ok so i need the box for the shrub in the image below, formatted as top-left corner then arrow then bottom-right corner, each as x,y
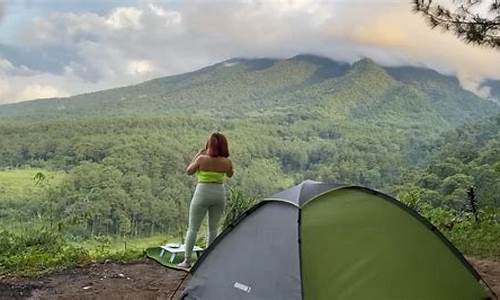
222,188 -> 256,228
0,229 -> 91,276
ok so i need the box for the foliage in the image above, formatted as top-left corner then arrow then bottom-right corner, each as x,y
0,229 -> 91,276
398,114 -> 500,210
399,188 -> 500,258
222,188 -> 257,228
413,0 -> 500,48
0,229 -> 159,277
394,113 -> 500,257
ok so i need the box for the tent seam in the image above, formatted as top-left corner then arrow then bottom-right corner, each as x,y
298,208 -> 305,300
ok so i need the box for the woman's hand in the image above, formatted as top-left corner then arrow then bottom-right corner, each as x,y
191,149 -> 206,161
186,148 -> 206,175
196,148 -> 207,157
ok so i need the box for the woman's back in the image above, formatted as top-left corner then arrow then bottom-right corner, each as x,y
196,155 -> 233,184
197,155 -> 232,174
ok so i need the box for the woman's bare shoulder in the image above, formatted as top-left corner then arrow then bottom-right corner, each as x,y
221,157 -> 232,164
197,154 -> 210,161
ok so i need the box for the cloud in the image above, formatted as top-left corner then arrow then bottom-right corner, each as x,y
0,58 -> 35,76
0,1 -> 4,22
19,84 -> 65,100
106,7 -> 143,30
340,5 -> 500,96
127,59 -> 154,75
0,0 -> 499,104
0,58 -> 68,102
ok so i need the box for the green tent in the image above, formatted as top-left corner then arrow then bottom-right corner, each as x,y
181,180 -> 493,299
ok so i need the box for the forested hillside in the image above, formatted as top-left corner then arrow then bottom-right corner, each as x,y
1,55 -> 499,269
398,113 -> 500,209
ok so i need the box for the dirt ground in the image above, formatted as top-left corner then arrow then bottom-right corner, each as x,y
0,260 -> 187,300
1,258 -> 499,299
469,258 -> 500,298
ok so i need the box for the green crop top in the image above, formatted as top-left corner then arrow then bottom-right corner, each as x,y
197,170 -> 225,183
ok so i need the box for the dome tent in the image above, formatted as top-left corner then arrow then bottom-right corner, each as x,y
180,180 -> 492,299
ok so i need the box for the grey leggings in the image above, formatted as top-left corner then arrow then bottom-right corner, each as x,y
184,183 -> 226,259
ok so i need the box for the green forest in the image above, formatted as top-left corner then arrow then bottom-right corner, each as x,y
1,55 -> 499,275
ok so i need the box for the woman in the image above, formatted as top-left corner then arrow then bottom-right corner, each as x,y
178,132 -> 233,268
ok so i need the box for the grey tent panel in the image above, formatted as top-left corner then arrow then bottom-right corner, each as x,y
182,201 -> 301,300
269,180 -> 344,206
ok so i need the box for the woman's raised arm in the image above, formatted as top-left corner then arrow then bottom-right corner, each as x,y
186,149 -> 205,175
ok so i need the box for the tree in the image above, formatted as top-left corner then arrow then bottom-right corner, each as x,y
413,0 -> 500,48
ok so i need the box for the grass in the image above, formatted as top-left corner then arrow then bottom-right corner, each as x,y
447,222 -> 500,260
0,168 -> 65,200
0,230 -> 177,277
0,229 -> 91,277
76,234 -> 172,255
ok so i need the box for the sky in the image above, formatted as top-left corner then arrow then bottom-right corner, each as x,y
0,0 -> 499,104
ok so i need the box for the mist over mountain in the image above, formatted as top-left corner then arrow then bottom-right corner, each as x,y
480,79 -> 500,104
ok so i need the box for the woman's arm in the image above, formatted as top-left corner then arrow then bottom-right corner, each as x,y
186,149 -> 205,175
226,159 -> 234,178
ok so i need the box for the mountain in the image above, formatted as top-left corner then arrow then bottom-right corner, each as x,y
1,54 -> 499,203
0,55 -> 497,126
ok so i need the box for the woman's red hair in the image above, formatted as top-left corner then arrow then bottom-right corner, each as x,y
206,132 -> 229,158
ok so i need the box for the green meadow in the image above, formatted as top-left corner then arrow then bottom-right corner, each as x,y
0,168 -> 65,200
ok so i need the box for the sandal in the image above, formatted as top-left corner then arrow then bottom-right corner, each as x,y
177,260 -> 191,268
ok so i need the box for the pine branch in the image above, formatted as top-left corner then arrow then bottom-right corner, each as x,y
413,0 -> 500,48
